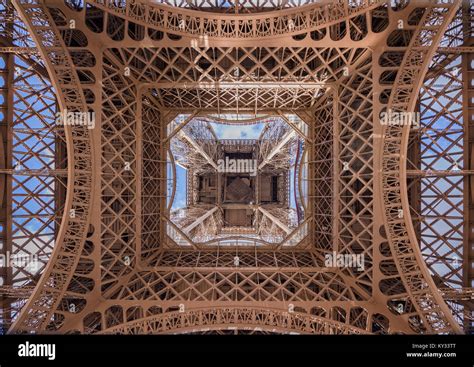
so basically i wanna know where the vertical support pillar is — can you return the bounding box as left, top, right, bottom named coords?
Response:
left=332, top=87, right=339, bottom=253
left=461, top=1, right=474, bottom=333
left=160, top=108, right=167, bottom=250
left=310, top=112, right=318, bottom=248
left=135, top=88, right=143, bottom=262
left=0, top=5, right=14, bottom=331
left=217, top=144, right=222, bottom=207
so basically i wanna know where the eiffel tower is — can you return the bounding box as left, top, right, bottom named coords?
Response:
left=0, top=0, right=472, bottom=335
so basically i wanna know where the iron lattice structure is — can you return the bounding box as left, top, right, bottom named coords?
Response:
left=0, top=0, right=472, bottom=334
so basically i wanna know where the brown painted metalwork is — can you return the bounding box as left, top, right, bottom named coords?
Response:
left=0, top=0, right=471, bottom=334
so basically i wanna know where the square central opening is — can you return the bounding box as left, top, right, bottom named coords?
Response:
left=164, top=112, right=309, bottom=246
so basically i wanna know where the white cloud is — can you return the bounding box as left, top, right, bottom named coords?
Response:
left=211, top=123, right=265, bottom=139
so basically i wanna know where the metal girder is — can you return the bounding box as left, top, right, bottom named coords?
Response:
left=258, top=207, right=291, bottom=235
left=406, top=169, right=474, bottom=177
left=258, top=129, right=296, bottom=170
left=0, top=46, right=37, bottom=53
left=178, top=130, right=218, bottom=169
left=153, top=82, right=328, bottom=89
left=98, top=307, right=370, bottom=335
left=438, top=46, right=474, bottom=53
left=183, top=207, right=219, bottom=233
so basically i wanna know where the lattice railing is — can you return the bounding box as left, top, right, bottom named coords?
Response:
left=89, top=0, right=384, bottom=39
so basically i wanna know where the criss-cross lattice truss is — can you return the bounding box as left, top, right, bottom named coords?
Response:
left=0, top=0, right=472, bottom=335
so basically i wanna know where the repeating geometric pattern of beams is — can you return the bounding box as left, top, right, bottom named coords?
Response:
left=0, top=0, right=471, bottom=335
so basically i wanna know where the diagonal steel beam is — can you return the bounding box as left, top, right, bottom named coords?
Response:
left=258, top=129, right=295, bottom=170
left=183, top=207, right=219, bottom=234
left=178, top=130, right=218, bottom=169
left=258, top=207, right=291, bottom=235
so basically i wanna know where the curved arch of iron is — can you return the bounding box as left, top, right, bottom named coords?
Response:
left=9, top=0, right=94, bottom=333
left=98, top=306, right=370, bottom=335
left=380, top=1, right=463, bottom=333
